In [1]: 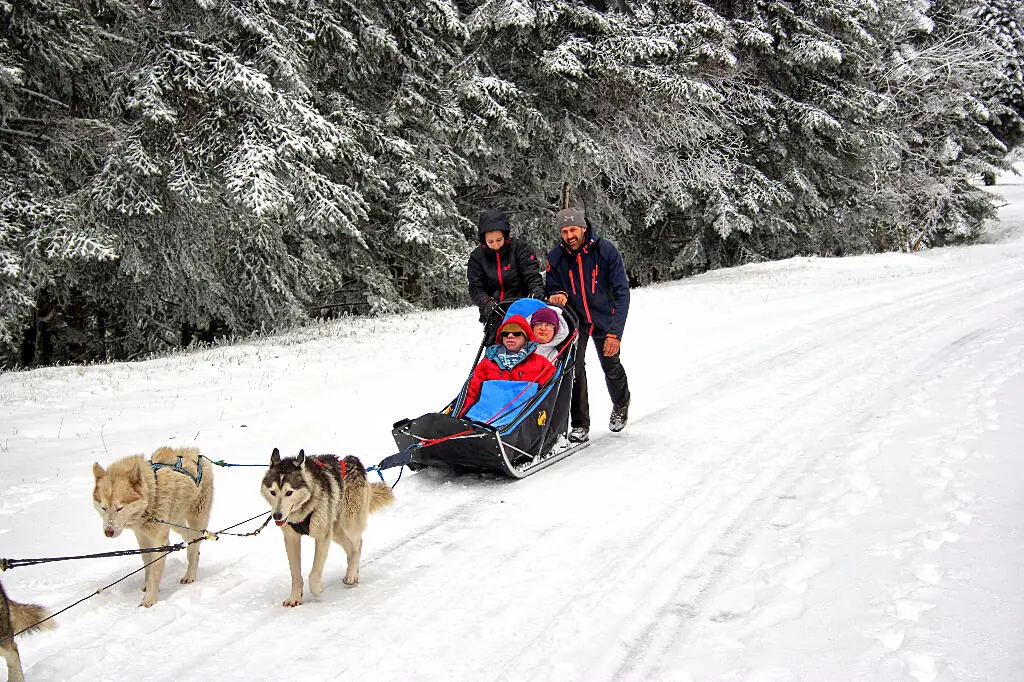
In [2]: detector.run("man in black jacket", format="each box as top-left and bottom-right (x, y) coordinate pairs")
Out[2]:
(467, 210), (545, 327)
(546, 207), (631, 442)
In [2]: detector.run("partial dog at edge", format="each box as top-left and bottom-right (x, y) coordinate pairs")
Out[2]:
(92, 446), (214, 607)
(260, 448), (395, 606)
(1, 578), (54, 682)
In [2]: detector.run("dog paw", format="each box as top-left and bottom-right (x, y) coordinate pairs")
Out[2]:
(282, 597), (303, 607)
(310, 580), (324, 596)
(139, 597), (157, 608)
(180, 576), (196, 585)
(343, 575), (359, 586)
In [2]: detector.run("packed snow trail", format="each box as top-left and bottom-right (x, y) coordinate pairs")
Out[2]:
(1, 178), (1023, 681)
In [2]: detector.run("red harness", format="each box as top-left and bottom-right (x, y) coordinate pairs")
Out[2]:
(312, 456), (346, 479)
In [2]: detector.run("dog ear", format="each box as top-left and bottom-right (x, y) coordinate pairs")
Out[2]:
(271, 448), (280, 465)
(128, 460), (143, 487)
(296, 449), (305, 466)
(92, 462), (106, 480)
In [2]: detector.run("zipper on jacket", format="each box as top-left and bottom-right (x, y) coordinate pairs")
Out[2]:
(496, 251), (505, 301)
(576, 254), (593, 324)
(568, 270), (577, 295)
(591, 264), (598, 294)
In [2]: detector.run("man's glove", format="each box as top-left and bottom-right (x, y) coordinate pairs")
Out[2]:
(479, 298), (499, 322)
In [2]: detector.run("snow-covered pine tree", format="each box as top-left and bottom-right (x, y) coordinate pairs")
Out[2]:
(0, 0), (116, 363)
(974, 0), (1024, 174)
(313, 0), (480, 310)
(862, 0), (1006, 249)
(3, 0), (502, 364)
(73, 0), (386, 359)
(458, 0), (742, 283)
(700, 0), (890, 263)
(3, 0), (487, 364)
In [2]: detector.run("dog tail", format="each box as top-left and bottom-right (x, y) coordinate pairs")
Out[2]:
(368, 482), (395, 513)
(9, 601), (55, 636)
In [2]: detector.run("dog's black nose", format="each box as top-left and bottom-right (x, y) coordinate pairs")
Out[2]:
(273, 512), (283, 521)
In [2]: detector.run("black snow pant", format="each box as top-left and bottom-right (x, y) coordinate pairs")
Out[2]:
(571, 325), (630, 430)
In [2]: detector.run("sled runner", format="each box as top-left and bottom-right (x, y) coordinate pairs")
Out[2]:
(391, 299), (588, 479)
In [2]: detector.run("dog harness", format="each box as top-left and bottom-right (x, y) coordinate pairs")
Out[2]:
(150, 454), (203, 486)
(311, 456), (347, 479)
(288, 512), (313, 536)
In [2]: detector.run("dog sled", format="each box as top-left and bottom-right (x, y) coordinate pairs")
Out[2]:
(390, 299), (589, 479)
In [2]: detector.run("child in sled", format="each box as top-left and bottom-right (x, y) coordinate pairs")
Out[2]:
(459, 315), (555, 420)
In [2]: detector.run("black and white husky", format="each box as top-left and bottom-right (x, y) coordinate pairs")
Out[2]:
(260, 448), (395, 606)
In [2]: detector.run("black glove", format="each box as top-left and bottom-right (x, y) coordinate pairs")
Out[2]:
(479, 298), (499, 323)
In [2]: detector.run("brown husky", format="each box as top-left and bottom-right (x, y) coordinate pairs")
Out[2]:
(1, 578), (54, 682)
(260, 448), (395, 606)
(92, 446), (214, 607)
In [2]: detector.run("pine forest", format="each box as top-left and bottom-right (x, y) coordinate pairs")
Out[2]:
(2, 0), (1023, 366)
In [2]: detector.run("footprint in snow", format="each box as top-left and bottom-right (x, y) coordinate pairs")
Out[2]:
(904, 650), (941, 682)
(922, 529), (959, 551)
(781, 556), (831, 594)
(913, 564), (943, 586)
(891, 598), (936, 622)
(951, 510), (972, 525)
(873, 624), (907, 651)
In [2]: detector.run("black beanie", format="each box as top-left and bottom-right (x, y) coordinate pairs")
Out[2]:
(478, 209), (511, 241)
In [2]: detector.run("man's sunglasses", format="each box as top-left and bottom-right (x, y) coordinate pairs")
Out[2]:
(501, 331), (525, 338)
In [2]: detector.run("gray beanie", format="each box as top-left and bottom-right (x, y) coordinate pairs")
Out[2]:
(555, 207), (587, 230)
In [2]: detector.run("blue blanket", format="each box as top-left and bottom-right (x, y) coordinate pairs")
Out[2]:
(464, 380), (539, 427)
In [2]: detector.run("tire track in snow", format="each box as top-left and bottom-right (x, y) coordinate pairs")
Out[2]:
(493, 267), (1024, 681)
(608, 282), (1024, 681)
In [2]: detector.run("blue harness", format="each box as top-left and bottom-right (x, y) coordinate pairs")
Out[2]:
(150, 455), (204, 486)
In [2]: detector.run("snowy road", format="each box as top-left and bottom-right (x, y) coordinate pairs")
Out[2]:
(2, 178), (1023, 682)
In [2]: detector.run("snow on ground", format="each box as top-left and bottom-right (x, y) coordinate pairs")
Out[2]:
(2, 176), (1024, 682)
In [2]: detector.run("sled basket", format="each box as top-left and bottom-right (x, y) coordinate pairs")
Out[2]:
(392, 300), (588, 478)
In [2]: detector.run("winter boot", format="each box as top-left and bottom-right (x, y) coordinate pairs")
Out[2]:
(568, 426), (590, 443)
(609, 401), (630, 432)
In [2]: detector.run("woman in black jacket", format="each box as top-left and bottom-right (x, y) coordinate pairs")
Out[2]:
(467, 209), (545, 324)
